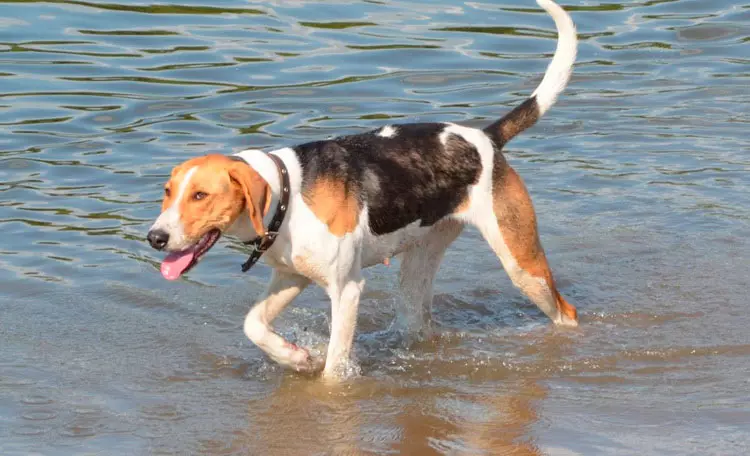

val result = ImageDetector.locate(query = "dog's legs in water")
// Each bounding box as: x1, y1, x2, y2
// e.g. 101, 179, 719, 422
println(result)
322, 274, 365, 379
321, 240, 366, 379
395, 220, 464, 341
243, 271, 323, 372
478, 163, 578, 326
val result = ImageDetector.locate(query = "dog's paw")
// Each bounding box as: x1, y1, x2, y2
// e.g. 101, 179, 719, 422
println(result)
287, 343, 325, 374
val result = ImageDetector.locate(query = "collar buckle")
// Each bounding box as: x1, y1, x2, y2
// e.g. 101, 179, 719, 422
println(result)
249, 231, 278, 253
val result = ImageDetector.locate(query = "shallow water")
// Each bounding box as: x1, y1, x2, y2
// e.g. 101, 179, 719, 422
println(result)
1, 0, 749, 454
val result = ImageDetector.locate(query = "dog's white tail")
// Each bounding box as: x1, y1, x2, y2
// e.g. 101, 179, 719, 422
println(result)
484, 0, 577, 146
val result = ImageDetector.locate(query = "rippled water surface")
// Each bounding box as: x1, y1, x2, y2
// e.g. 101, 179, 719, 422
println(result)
1, 0, 749, 454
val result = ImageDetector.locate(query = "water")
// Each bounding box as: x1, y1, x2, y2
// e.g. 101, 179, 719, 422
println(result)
1, 0, 749, 454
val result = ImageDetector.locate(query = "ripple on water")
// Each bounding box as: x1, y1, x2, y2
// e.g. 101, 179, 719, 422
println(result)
676, 24, 741, 41
12, 424, 48, 437
1, 0, 750, 454
20, 395, 55, 406
21, 410, 59, 421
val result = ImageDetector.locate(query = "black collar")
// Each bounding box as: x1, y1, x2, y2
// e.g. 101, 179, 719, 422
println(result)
229, 154, 290, 273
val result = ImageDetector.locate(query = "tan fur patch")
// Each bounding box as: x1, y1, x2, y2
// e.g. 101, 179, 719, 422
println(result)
161, 161, 189, 212
493, 165, 577, 322
556, 291, 578, 322
226, 158, 271, 237
179, 156, 246, 241
303, 178, 360, 236
493, 167, 550, 281
160, 154, 267, 244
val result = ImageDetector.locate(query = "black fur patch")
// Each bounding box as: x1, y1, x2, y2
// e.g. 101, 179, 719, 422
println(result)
293, 123, 482, 235
483, 96, 540, 147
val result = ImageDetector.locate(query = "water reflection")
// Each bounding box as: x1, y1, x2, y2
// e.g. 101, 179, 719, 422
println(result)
1, 0, 750, 453
227, 375, 545, 455
223, 329, 583, 454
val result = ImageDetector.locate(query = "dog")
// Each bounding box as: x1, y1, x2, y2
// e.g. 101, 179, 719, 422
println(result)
147, 0, 578, 379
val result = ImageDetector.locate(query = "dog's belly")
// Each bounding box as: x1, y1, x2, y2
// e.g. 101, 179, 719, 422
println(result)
361, 219, 432, 268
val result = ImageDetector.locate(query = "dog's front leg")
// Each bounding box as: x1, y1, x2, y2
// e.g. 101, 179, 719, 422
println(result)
322, 273, 365, 380
244, 270, 323, 373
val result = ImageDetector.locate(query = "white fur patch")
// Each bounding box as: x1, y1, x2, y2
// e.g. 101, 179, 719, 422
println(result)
174, 166, 197, 205
361, 217, 431, 268
150, 166, 196, 250
439, 123, 496, 221
378, 125, 397, 138
531, 0, 577, 115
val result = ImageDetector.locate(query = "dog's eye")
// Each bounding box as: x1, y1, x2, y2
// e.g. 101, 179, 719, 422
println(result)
164, 187, 171, 197
193, 191, 208, 201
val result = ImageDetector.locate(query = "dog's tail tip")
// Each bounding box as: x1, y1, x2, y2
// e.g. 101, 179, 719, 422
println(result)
532, 0, 577, 116
484, 0, 577, 146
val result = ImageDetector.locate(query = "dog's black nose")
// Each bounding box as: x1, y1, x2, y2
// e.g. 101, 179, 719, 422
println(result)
147, 229, 169, 250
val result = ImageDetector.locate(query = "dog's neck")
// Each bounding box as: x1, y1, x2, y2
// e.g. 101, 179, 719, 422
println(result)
225, 149, 283, 243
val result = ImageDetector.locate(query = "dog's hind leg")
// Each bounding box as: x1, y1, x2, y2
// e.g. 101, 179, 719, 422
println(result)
477, 161, 578, 326
244, 271, 323, 372
395, 219, 464, 340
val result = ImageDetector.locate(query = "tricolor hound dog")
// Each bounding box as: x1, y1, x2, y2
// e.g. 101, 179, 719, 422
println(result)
148, 0, 579, 379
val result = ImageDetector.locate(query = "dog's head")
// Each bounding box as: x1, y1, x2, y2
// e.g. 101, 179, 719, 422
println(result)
147, 154, 271, 280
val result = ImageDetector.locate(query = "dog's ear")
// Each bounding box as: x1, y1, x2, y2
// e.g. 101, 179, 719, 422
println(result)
228, 161, 272, 236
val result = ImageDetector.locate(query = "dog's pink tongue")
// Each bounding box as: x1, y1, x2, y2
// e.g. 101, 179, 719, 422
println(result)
161, 250, 195, 281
